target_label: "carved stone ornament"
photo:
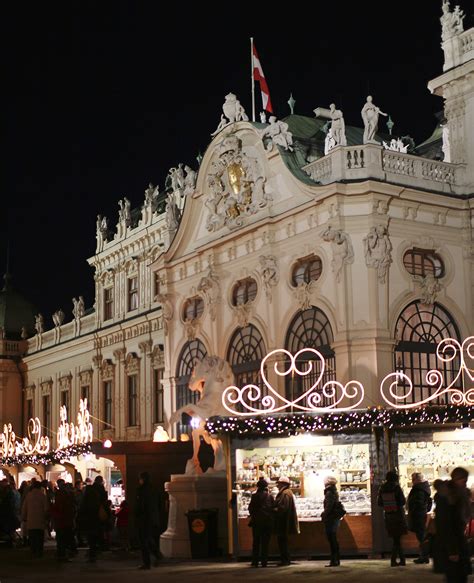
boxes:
[414,274,443,306]
[151,345,165,369]
[58,373,72,391]
[79,369,92,385]
[100,359,115,380]
[138,340,153,356]
[233,302,254,328]
[441,0,464,42]
[40,379,52,395]
[259,255,279,302]
[205,134,271,233]
[363,225,393,284]
[197,268,221,321]
[184,318,199,342]
[156,293,174,335]
[25,384,35,400]
[124,352,140,375]
[211,93,249,136]
[321,226,355,283]
[293,280,318,311]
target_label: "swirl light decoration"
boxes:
[22,417,50,455]
[222,348,364,416]
[57,399,93,449]
[380,336,474,408]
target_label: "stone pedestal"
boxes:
[160,473,228,558]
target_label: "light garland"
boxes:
[0,442,92,468]
[57,399,93,449]
[206,405,474,438]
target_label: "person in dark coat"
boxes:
[377,470,407,567]
[321,476,346,567]
[78,477,107,562]
[135,471,160,570]
[273,476,299,567]
[248,477,274,568]
[51,479,75,561]
[407,472,432,564]
[433,467,472,583]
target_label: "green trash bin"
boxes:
[186,508,219,558]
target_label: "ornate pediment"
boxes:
[101,359,115,380]
[58,373,73,391]
[204,133,271,232]
[125,352,140,375]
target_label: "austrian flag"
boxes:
[252,44,273,113]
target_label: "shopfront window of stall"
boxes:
[175,339,207,436]
[227,324,267,412]
[110,468,125,508]
[235,439,371,522]
[285,308,336,406]
[394,301,461,405]
[397,433,474,496]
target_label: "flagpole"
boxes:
[250,37,255,122]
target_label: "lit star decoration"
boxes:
[206,405,474,438]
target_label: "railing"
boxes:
[0,340,23,356]
[303,143,462,194]
[460,28,474,57]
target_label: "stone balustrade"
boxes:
[303,143,464,195]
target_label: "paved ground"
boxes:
[0,545,465,583]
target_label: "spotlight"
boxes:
[103,439,113,448]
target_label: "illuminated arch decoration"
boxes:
[222,348,365,415]
[381,336,474,408]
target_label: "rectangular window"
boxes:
[128,375,138,426]
[81,385,90,405]
[60,390,69,414]
[42,395,51,438]
[153,368,164,424]
[104,287,114,321]
[104,381,113,428]
[128,276,138,311]
[154,272,160,299]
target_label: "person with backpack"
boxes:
[377,470,408,567]
[407,472,432,564]
[321,476,346,567]
[248,477,274,568]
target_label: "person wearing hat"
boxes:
[377,470,407,567]
[274,476,299,566]
[321,476,346,567]
[248,477,274,567]
[432,467,471,583]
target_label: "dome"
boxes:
[0,273,37,340]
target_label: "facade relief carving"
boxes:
[205,134,271,232]
[259,255,279,302]
[79,370,92,385]
[124,353,140,375]
[100,359,115,380]
[232,302,254,328]
[183,318,199,342]
[156,293,174,335]
[321,226,354,282]
[197,268,221,321]
[58,373,72,391]
[138,340,153,356]
[151,345,165,369]
[293,280,318,311]
[414,274,444,305]
[363,225,393,284]
[40,380,52,395]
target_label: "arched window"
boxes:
[182,296,204,321]
[291,255,323,287]
[285,307,336,405]
[227,325,267,410]
[394,301,461,405]
[232,278,258,306]
[175,339,207,435]
[403,248,444,278]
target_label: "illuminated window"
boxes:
[403,249,444,278]
[128,276,139,311]
[104,287,114,320]
[183,296,204,321]
[231,278,257,306]
[291,255,323,286]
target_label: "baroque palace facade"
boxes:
[1,8,473,448]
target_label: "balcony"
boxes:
[302,144,465,195]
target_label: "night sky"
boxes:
[3,1,473,324]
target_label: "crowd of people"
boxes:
[248,467,473,583]
[0,470,161,570]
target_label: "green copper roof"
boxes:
[0,273,36,340]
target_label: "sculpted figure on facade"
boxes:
[52,309,65,327]
[197,268,221,321]
[118,197,131,227]
[329,103,347,147]
[293,280,317,311]
[166,164,185,195]
[441,0,464,41]
[260,116,294,152]
[183,165,197,197]
[415,273,443,306]
[34,314,44,335]
[259,255,279,301]
[156,293,174,335]
[205,135,270,232]
[72,296,85,320]
[144,182,159,207]
[211,93,249,135]
[96,215,109,251]
[361,96,388,144]
[164,193,180,231]
[363,225,393,283]
[324,128,336,155]
[321,226,354,282]
[442,125,451,163]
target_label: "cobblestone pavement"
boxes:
[0,546,468,582]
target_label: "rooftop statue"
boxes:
[144,182,159,206]
[361,95,388,144]
[183,165,197,197]
[442,125,451,163]
[382,138,408,153]
[260,116,294,152]
[164,193,179,231]
[328,104,347,147]
[52,308,65,328]
[168,356,234,474]
[72,296,85,320]
[441,0,465,41]
[211,93,248,135]
[167,164,185,194]
[118,197,131,226]
[324,128,336,155]
[34,314,44,335]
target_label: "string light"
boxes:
[206,405,474,438]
